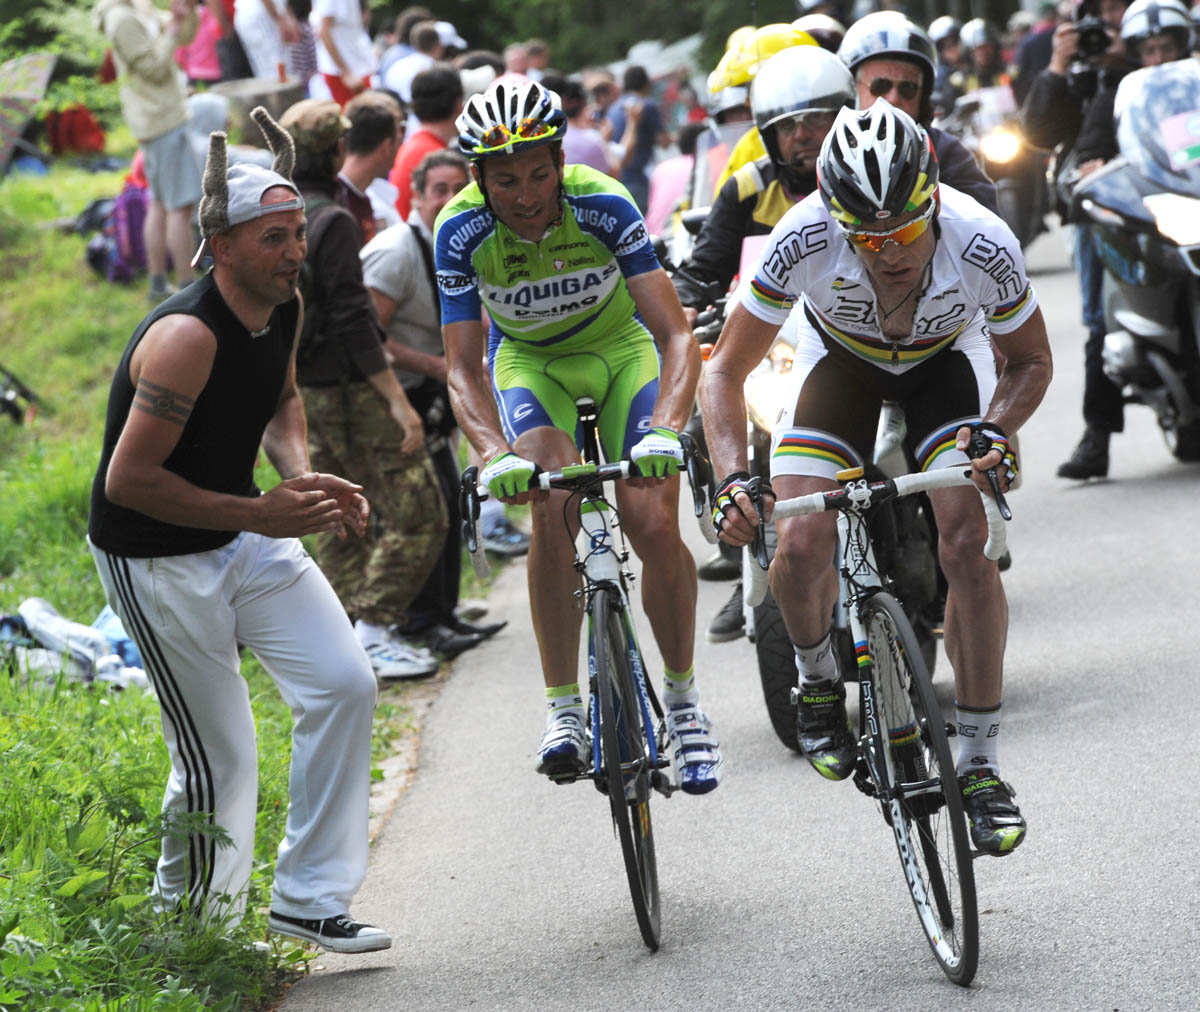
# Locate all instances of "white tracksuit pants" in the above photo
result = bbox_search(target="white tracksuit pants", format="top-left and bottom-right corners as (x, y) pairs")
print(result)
(90, 532), (377, 923)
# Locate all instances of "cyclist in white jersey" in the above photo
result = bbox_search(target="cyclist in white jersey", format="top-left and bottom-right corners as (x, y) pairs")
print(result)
(699, 101), (1052, 855)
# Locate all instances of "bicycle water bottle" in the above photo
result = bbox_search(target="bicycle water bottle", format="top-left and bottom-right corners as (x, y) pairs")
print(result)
(577, 501), (622, 582)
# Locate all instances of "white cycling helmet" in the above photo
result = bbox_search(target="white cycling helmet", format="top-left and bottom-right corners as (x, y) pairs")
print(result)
(1121, 0), (1192, 61)
(456, 80), (567, 161)
(817, 99), (939, 226)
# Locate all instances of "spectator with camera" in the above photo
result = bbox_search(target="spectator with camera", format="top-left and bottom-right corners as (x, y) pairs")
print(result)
(1020, 0), (1137, 480)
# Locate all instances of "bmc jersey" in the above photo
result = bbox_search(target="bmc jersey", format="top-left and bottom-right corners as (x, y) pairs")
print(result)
(741, 185), (1038, 373)
(434, 164), (661, 352)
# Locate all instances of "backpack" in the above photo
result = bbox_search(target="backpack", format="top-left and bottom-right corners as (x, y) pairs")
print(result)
(85, 182), (151, 284)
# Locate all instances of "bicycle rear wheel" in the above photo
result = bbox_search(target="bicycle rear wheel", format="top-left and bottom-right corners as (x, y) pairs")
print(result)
(866, 591), (978, 986)
(592, 587), (661, 951)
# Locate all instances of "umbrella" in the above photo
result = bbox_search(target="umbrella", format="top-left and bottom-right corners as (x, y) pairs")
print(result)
(0, 51), (58, 169)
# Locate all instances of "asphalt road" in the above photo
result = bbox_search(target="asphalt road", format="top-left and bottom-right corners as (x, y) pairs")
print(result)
(282, 227), (1200, 1012)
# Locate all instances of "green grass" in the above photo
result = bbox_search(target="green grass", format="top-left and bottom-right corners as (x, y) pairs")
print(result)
(0, 155), (485, 1009)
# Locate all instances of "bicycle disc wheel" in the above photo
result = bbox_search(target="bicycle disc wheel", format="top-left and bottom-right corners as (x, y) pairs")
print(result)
(593, 587), (661, 951)
(866, 591), (978, 986)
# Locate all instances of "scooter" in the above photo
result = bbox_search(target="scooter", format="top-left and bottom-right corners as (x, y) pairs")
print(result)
(1072, 61), (1200, 461)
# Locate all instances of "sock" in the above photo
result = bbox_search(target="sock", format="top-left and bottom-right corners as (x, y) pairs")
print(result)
(545, 683), (584, 726)
(479, 496), (505, 532)
(662, 664), (698, 709)
(955, 702), (1002, 776)
(794, 632), (839, 688)
(354, 619), (388, 648)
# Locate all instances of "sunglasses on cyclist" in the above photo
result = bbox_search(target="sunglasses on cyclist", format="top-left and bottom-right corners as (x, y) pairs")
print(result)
(474, 117), (557, 154)
(867, 77), (922, 101)
(842, 201), (935, 253)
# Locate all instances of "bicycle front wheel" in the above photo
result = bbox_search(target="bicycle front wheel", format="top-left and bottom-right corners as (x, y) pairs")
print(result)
(592, 587), (661, 951)
(866, 591), (978, 986)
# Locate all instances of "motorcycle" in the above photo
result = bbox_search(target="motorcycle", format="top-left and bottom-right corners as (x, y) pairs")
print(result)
(1072, 61), (1200, 461)
(935, 85), (1050, 249)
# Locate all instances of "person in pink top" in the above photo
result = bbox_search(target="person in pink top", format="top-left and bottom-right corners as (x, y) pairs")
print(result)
(387, 66), (462, 219)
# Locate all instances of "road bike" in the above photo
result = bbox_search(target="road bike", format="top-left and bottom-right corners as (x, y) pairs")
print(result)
(460, 397), (712, 952)
(743, 463), (1008, 985)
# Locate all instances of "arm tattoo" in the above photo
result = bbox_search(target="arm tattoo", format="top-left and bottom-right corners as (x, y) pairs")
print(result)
(133, 378), (195, 427)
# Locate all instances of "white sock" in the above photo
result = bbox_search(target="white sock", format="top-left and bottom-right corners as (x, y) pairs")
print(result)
(354, 619), (388, 649)
(546, 683), (585, 726)
(794, 632), (839, 688)
(955, 702), (1002, 775)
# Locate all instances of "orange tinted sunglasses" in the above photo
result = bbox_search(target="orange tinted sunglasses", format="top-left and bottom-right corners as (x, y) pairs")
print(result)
(843, 201), (935, 253)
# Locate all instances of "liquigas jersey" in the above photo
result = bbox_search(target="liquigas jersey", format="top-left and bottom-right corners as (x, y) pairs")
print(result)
(434, 164), (662, 355)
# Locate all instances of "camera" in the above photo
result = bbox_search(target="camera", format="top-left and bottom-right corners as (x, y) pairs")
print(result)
(1073, 0), (1113, 59)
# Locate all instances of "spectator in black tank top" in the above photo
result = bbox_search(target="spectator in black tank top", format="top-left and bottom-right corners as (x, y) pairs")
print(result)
(87, 107), (393, 953)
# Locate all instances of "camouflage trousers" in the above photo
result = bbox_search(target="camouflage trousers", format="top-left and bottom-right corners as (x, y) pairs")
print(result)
(302, 380), (447, 627)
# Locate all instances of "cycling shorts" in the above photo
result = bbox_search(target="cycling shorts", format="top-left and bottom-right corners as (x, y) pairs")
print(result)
(771, 309), (997, 481)
(490, 315), (661, 461)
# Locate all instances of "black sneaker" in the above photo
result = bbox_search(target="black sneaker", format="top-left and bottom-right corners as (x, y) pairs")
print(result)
(793, 678), (856, 781)
(697, 551), (740, 581)
(1056, 427), (1110, 480)
(267, 911), (392, 953)
(706, 581), (745, 642)
(959, 769), (1027, 855)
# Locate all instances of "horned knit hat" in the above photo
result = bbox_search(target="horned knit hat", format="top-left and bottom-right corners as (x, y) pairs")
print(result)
(191, 105), (305, 267)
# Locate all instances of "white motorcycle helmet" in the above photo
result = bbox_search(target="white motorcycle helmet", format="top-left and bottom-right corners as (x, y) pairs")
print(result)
(1120, 0), (1193, 62)
(752, 47), (855, 190)
(838, 12), (937, 124)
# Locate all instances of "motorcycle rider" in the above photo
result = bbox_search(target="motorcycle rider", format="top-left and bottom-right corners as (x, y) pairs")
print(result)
(838, 12), (999, 214)
(699, 101), (1052, 855)
(952, 19), (1013, 92)
(674, 46), (857, 639)
(929, 15), (965, 112)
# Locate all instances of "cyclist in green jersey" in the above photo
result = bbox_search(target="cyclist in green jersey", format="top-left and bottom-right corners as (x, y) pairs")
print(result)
(435, 80), (724, 794)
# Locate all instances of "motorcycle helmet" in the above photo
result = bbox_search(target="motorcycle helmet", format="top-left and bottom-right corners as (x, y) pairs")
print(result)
(838, 12), (937, 124)
(1120, 0), (1193, 62)
(817, 99), (939, 226)
(928, 16), (962, 47)
(707, 22), (817, 94)
(708, 84), (751, 122)
(959, 18), (1001, 51)
(752, 47), (856, 188)
(456, 80), (566, 161)
(792, 13), (847, 52)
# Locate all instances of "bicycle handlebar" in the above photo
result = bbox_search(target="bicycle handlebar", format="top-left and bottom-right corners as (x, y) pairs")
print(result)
(459, 436), (717, 579)
(743, 467), (1009, 608)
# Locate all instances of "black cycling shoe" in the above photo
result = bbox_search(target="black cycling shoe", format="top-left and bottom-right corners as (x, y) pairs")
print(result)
(960, 768), (1027, 855)
(793, 678), (856, 781)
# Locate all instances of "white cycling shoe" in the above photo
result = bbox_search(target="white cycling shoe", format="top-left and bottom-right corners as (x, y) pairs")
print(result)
(536, 713), (589, 778)
(666, 705), (724, 795)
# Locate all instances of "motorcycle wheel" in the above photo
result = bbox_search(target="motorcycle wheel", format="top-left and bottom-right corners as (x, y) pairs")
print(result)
(1161, 413), (1200, 461)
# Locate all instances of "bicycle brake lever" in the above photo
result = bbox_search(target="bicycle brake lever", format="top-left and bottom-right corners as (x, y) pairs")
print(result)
(679, 433), (712, 519)
(968, 429), (1013, 522)
(747, 476), (769, 570)
(459, 465), (481, 552)
(984, 468), (1013, 521)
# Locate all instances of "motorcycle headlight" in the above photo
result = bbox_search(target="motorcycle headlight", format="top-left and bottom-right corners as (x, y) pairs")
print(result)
(979, 128), (1021, 165)
(767, 337), (794, 374)
(1142, 192), (1200, 247)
